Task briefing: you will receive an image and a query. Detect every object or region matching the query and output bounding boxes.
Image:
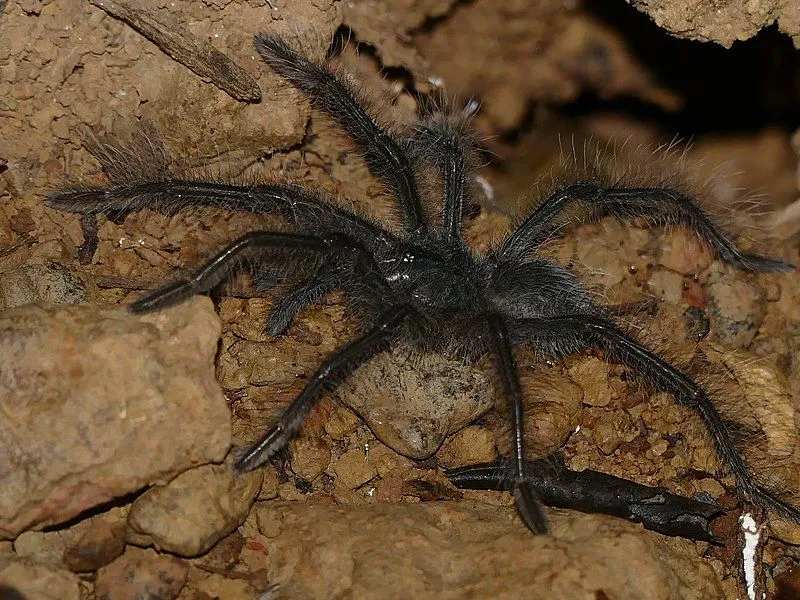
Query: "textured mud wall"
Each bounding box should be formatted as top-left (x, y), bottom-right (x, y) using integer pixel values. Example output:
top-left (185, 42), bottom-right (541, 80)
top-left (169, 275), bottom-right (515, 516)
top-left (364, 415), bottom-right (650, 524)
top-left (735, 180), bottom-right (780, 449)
top-left (2, 1), bottom-right (800, 599)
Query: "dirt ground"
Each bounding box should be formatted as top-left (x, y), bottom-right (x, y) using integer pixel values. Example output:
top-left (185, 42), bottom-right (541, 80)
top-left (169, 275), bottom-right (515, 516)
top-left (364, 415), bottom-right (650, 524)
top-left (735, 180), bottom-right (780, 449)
top-left (3, 1), bottom-right (800, 599)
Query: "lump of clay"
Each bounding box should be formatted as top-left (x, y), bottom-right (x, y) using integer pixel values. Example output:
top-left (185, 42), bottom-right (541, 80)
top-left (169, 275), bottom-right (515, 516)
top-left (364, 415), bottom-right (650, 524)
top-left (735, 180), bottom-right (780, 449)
top-left (336, 345), bottom-right (495, 459)
top-left (127, 458), bottom-right (263, 557)
top-left (0, 297), bottom-right (231, 539)
top-left (0, 262), bottom-right (86, 310)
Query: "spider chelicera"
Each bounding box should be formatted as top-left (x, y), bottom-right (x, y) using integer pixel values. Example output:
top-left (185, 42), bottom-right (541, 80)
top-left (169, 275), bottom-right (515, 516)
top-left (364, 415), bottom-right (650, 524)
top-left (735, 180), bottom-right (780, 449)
top-left (48, 32), bottom-right (800, 535)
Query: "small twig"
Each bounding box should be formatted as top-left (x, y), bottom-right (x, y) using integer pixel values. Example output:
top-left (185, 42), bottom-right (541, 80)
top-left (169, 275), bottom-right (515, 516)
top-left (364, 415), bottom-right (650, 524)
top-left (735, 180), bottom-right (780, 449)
top-left (87, 0), bottom-right (261, 103)
top-left (446, 459), bottom-right (723, 542)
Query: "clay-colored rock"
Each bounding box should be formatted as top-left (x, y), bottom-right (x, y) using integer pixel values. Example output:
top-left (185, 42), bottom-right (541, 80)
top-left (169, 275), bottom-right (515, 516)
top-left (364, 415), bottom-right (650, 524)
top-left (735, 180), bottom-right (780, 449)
top-left (0, 262), bottom-right (86, 310)
top-left (289, 435), bottom-right (331, 482)
top-left (659, 229), bottom-right (713, 275)
top-left (629, 0), bottom-right (800, 48)
top-left (0, 557), bottom-right (81, 600)
top-left (127, 460), bottom-right (263, 557)
top-left (62, 509), bottom-right (127, 573)
top-left (254, 502), bottom-right (724, 600)
top-left (331, 449), bottom-right (378, 490)
top-left (0, 298), bottom-right (230, 539)
top-left (569, 357), bottom-right (614, 407)
top-left (706, 273), bottom-right (766, 348)
top-left (95, 546), bottom-right (187, 600)
top-left (437, 426), bottom-right (497, 468)
top-left (337, 345), bottom-right (494, 458)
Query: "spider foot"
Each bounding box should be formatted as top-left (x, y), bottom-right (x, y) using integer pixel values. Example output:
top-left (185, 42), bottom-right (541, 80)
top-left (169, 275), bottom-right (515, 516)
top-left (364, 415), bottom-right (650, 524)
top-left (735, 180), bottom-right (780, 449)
top-left (513, 480), bottom-right (549, 534)
top-left (232, 425), bottom-right (286, 473)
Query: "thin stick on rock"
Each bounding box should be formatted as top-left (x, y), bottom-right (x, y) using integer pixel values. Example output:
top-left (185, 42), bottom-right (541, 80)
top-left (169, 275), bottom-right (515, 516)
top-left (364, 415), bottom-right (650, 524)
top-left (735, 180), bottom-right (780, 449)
top-left (88, 0), bottom-right (262, 103)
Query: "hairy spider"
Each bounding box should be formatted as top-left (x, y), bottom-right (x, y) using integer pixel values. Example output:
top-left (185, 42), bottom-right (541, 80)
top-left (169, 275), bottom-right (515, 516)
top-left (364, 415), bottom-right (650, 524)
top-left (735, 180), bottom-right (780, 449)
top-left (48, 32), bottom-right (800, 535)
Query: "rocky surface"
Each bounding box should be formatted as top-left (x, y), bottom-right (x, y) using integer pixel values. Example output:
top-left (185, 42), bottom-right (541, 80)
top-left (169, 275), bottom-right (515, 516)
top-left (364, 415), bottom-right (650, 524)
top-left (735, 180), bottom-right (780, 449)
top-left (628, 0), bottom-right (800, 47)
top-left (2, 1), bottom-right (800, 599)
top-left (94, 546), bottom-right (188, 600)
top-left (254, 502), bottom-right (726, 600)
top-left (127, 458), bottom-right (263, 557)
top-left (0, 298), bottom-right (230, 538)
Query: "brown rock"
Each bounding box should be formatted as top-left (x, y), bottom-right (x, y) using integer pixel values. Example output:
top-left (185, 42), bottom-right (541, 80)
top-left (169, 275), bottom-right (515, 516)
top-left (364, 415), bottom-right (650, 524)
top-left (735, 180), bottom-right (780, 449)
top-left (569, 357), bottom-right (614, 407)
top-left (331, 449), bottom-right (378, 490)
top-left (0, 262), bottom-right (86, 310)
top-left (437, 426), bottom-right (497, 468)
top-left (337, 345), bottom-right (494, 459)
top-left (254, 502), bottom-right (724, 599)
top-left (658, 229), bottom-right (713, 275)
top-left (0, 298), bottom-right (230, 539)
top-left (289, 435), bottom-right (331, 482)
top-left (62, 509), bottom-right (127, 573)
top-left (191, 572), bottom-right (261, 600)
top-left (706, 271), bottom-right (766, 348)
top-left (95, 546), bottom-right (187, 600)
top-left (0, 557), bottom-right (81, 600)
top-left (127, 459), bottom-right (263, 558)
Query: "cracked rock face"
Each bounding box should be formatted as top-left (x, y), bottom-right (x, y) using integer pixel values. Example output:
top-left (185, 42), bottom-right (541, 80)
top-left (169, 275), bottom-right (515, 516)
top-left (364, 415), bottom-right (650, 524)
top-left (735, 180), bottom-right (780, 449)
top-left (0, 297), bottom-right (230, 539)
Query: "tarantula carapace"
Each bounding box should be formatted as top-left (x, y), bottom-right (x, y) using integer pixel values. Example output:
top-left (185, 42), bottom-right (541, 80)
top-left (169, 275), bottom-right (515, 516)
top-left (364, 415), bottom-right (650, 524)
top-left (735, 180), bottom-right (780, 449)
top-left (48, 32), bottom-right (800, 535)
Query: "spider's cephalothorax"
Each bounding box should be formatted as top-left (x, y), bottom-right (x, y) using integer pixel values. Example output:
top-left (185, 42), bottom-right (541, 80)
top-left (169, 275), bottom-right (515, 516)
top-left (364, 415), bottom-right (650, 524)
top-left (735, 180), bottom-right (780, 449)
top-left (48, 33), bottom-right (800, 535)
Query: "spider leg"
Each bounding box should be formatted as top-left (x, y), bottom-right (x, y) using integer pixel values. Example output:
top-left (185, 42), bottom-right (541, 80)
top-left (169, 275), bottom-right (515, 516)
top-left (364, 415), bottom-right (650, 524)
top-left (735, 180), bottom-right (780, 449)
top-left (235, 304), bottom-right (413, 471)
top-left (511, 313), bottom-right (800, 522)
top-left (48, 181), bottom-right (394, 254)
top-left (446, 459), bottom-right (722, 542)
top-left (487, 314), bottom-right (549, 534)
top-left (412, 118), bottom-right (471, 244)
top-left (264, 263), bottom-right (342, 336)
top-left (498, 183), bottom-right (794, 271)
top-left (129, 231), bottom-right (369, 314)
top-left (254, 34), bottom-right (425, 232)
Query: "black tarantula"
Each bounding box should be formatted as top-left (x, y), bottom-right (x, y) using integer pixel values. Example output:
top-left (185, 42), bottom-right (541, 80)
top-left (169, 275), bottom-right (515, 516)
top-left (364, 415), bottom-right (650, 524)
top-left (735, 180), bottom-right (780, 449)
top-left (48, 33), bottom-right (800, 536)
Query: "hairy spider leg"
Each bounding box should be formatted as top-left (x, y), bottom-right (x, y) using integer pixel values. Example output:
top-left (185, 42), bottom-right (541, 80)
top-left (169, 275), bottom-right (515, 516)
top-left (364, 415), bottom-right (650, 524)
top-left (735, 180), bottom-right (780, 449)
top-left (446, 460), bottom-right (722, 542)
top-left (264, 263), bottom-right (344, 336)
top-left (412, 118), bottom-right (471, 244)
top-left (254, 33), bottom-right (425, 232)
top-left (235, 304), bottom-right (413, 471)
top-left (511, 314), bottom-right (800, 522)
top-left (487, 314), bottom-right (549, 533)
top-left (498, 183), bottom-right (795, 272)
top-left (49, 182), bottom-right (394, 254)
top-left (129, 231), bottom-right (380, 314)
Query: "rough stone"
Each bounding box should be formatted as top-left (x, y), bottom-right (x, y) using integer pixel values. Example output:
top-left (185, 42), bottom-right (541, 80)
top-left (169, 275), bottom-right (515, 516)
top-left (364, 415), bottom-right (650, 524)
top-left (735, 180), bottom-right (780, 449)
top-left (0, 557), bottom-right (81, 600)
top-left (254, 502), bottom-right (724, 600)
top-left (336, 345), bottom-right (495, 459)
top-left (62, 508), bottom-right (127, 573)
top-left (437, 426), bottom-right (497, 468)
top-left (0, 262), bottom-right (87, 309)
top-left (127, 458), bottom-right (262, 557)
top-left (331, 449), bottom-right (378, 491)
top-left (94, 546), bottom-right (188, 600)
top-left (0, 298), bottom-right (230, 538)
top-left (706, 272), bottom-right (766, 348)
top-left (289, 435), bottom-right (331, 482)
